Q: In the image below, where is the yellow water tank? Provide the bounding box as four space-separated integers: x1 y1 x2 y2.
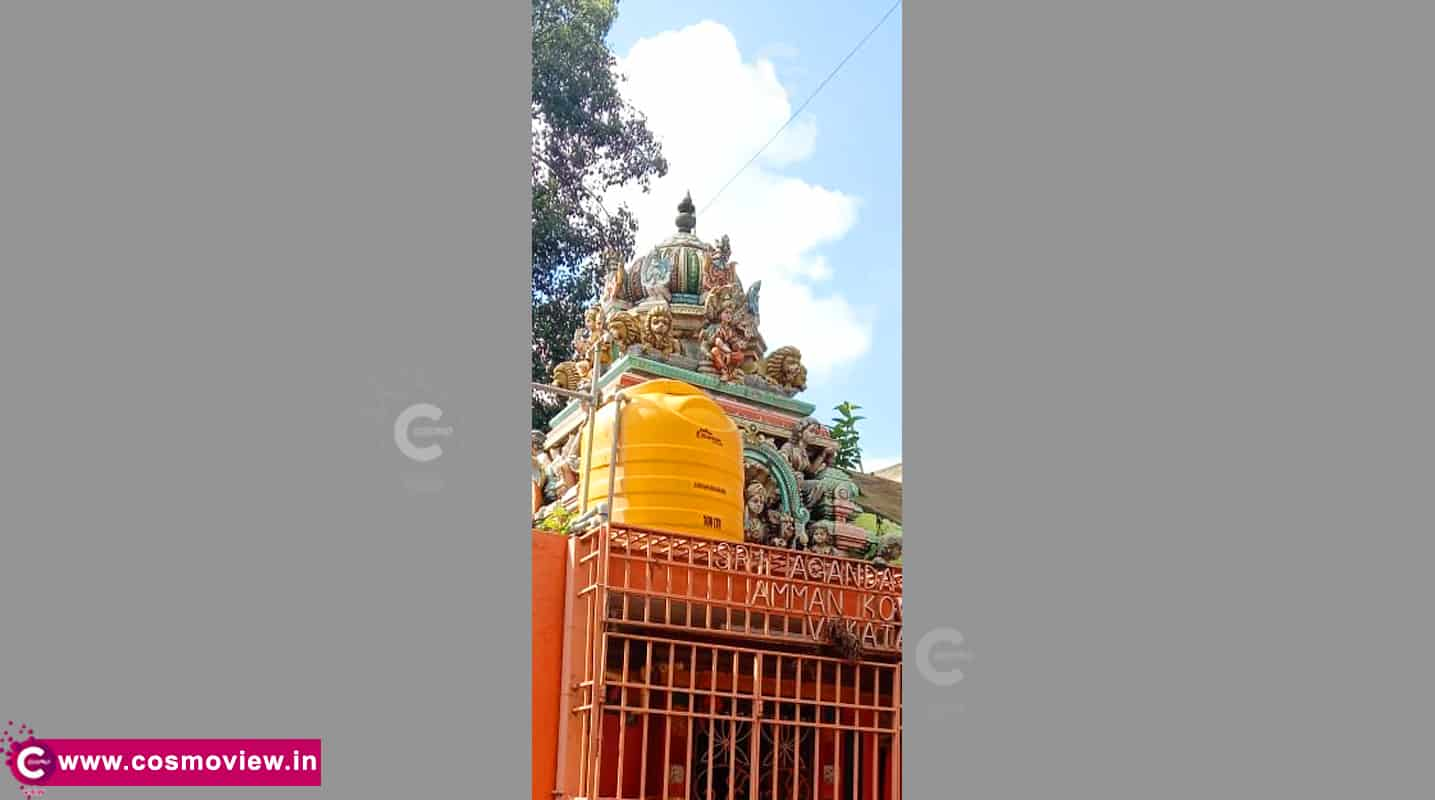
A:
580 379 744 541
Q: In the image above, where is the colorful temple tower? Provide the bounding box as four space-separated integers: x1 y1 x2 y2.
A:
532 195 903 800
536 194 901 565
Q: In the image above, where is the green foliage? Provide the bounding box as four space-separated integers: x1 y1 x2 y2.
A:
532 0 668 428
830 401 865 472
538 505 576 535
852 512 901 536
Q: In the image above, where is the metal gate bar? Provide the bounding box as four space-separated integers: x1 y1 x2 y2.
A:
581 633 897 799
562 524 901 800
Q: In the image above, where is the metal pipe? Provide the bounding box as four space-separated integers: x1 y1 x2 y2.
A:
553 321 605 792
551 532 580 800
568 504 608 534
531 381 596 402
604 392 625 525
579 332 605 513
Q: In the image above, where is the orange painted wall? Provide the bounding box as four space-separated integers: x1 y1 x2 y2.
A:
532 531 568 800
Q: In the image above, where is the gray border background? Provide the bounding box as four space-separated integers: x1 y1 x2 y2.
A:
906 1 1433 796
1 2 529 798
2 1 1433 798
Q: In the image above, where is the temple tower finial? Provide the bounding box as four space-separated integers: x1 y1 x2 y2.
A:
675 192 696 233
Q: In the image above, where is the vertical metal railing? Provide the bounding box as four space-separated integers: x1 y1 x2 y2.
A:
563 523 901 800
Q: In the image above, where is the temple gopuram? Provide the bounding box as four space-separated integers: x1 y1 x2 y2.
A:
534 193 903 565
532 194 903 800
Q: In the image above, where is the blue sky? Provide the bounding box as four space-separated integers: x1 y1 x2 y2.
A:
606 0 903 470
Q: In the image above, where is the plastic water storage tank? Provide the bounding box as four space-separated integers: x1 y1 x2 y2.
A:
580 379 743 541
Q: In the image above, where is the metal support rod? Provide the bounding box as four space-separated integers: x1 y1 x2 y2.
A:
604 392 625 525
579 332 606 514
531 381 595 402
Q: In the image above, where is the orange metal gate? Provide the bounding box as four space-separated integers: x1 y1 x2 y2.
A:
557 524 902 800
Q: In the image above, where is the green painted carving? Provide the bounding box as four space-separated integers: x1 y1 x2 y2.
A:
804 466 860 522
743 441 810 533
547 353 816 431
615 355 815 413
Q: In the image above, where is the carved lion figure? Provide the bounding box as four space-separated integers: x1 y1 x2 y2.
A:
639 303 681 358
551 361 582 391
605 309 642 351
761 346 807 394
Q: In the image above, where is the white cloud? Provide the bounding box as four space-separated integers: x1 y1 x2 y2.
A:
606 21 873 381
